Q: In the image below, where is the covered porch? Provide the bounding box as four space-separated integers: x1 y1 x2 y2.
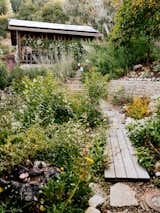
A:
8 19 101 64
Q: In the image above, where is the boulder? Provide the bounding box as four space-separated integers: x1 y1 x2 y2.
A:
133 64 143 72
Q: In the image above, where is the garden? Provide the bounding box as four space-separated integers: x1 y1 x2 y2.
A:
0 61 110 212
0 0 160 212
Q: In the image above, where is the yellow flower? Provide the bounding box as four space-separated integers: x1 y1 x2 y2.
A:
39 205 45 212
0 187 4 193
60 167 64 171
84 157 94 164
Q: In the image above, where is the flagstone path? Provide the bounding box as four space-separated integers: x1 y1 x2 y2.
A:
67 69 83 92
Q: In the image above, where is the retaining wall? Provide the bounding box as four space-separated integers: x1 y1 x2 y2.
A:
108 80 160 97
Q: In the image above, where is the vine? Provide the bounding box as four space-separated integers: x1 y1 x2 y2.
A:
21 36 86 63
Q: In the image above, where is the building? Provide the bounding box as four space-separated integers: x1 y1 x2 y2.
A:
8 19 101 64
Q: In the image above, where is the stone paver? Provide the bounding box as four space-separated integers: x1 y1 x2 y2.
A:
85 207 101 213
110 183 138 207
89 195 105 207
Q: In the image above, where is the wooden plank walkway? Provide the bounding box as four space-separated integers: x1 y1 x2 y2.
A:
100 100 150 181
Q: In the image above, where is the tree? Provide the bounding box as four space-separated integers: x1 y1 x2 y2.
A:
64 0 115 34
17 0 37 20
40 1 69 23
0 0 13 16
11 0 21 12
111 0 160 64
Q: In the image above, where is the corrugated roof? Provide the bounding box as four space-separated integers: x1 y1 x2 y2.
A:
8 19 98 33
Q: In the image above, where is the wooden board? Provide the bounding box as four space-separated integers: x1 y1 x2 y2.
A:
101 101 150 181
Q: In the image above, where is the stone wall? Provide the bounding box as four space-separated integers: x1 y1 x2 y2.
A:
108 80 160 98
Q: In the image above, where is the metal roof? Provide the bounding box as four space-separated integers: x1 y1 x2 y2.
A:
8 19 99 33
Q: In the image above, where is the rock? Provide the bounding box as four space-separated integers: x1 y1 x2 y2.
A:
119 107 125 114
85 207 101 213
107 211 128 213
89 195 105 207
155 172 160 177
110 183 138 207
29 169 43 177
89 183 107 198
33 161 47 169
19 172 29 180
155 161 160 172
0 162 60 203
133 64 143 72
145 191 160 212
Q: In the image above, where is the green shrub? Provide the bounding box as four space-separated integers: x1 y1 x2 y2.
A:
9 66 47 82
153 64 160 73
136 147 155 174
83 71 108 102
128 117 160 148
20 75 74 127
43 172 90 213
112 86 132 106
0 64 8 89
0 120 107 212
0 43 9 56
85 42 127 79
85 37 155 79
0 125 48 173
153 178 160 188
0 15 8 37
128 116 160 174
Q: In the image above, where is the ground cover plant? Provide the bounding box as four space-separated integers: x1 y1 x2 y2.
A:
125 96 150 119
0 68 108 212
111 86 132 106
127 99 160 176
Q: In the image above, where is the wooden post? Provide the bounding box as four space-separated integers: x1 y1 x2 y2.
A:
17 31 22 63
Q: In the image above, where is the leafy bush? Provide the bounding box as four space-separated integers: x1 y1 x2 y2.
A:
51 54 76 81
153 178 160 188
125 96 150 119
69 93 106 128
39 121 106 212
0 125 48 173
0 69 108 212
20 75 74 127
0 43 9 56
83 71 108 102
136 147 155 174
0 64 8 89
43 172 90 213
0 120 107 212
84 38 152 79
0 15 8 37
84 42 127 79
153 64 160 73
112 86 132 106
17 74 106 128
128 114 160 174
9 66 47 83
